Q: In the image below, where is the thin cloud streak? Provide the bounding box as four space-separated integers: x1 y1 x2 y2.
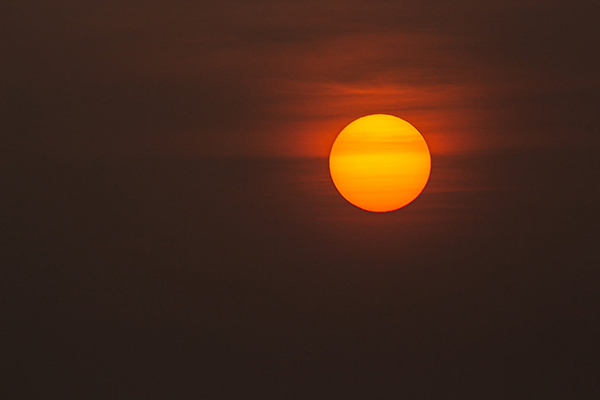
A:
3 0 598 157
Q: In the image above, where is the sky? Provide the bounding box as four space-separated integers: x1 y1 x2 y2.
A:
3 0 599 398
5 0 598 157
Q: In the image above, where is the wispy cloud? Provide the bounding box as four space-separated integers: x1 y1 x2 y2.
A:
4 0 598 157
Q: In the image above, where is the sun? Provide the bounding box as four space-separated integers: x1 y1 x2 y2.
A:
329 114 431 212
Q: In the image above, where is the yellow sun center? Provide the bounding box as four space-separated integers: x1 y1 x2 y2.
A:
329 114 431 212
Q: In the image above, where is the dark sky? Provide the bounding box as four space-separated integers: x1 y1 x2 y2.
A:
5 0 598 157
3 1 599 398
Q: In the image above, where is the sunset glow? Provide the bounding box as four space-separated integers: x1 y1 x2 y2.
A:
329 114 431 212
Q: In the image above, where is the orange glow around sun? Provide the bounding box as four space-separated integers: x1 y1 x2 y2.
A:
329 114 431 212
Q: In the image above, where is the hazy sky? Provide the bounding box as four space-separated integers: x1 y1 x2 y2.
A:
4 1 600 398
5 0 598 157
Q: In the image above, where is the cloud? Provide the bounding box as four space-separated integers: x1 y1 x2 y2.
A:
4 0 598 157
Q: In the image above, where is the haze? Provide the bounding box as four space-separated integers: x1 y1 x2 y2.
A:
3 0 598 398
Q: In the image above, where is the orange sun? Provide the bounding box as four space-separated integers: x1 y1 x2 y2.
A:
329 114 431 212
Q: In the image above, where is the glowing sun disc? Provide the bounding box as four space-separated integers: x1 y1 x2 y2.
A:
329 114 431 212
